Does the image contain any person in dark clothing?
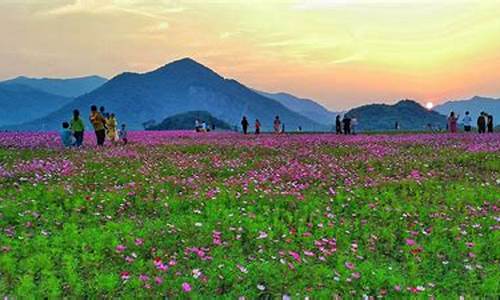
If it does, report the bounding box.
[487,114,494,133]
[241,116,249,134]
[342,115,351,135]
[477,112,486,133]
[395,121,400,131]
[335,115,342,134]
[255,119,261,135]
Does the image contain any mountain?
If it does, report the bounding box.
[345,99,447,132]
[256,91,337,125]
[146,111,232,131]
[0,84,72,127]
[433,96,500,125]
[1,75,107,98]
[9,58,325,131]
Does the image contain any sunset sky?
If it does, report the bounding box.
[1,0,500,110]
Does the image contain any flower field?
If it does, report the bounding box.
[0,131,499,298]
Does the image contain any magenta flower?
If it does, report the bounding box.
[116,244,126,253]
[182,282,192,292]
[154,276,163,285]
[134,238,144,246]
[406,239,416,246]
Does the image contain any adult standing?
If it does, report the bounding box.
[335,115,342,134]
[273,116,281,134]
[70,109,85,147]
[342,115,351,135]
[90,105,107,146]
[241,116,249,134]
[255,119,261,135]
[487,114,494,133]
[447,112,458,133]
[107,113,118,142]
[462,111,472,132]
[477,112,486,133]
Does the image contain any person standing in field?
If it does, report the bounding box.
[90,105,107,146]
[448,112,458,133]
[273,116,281,133]
[487,114,493,133]
[351,117,358,135]
[106,113,118,143]
[335,115,342,134]
[342,115,351,135]
[119,124,128,145]
[462,111,472,132]
[60,122,75,148]
[255,119,261,135]
[241,116,249,134]
[70,109,85,147]
[477,112,486,133]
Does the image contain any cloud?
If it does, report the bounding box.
[43,0,184,20]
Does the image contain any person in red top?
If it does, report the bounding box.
[255,119,261,135]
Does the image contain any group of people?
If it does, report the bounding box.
[447,111,494,133]
[240,116,285,134]
[60,105,128,148]
[194,119,215,132]
[335,115,358,135]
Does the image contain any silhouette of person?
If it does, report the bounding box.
[273,116,281,133]
[448,112,458,133]
[255,119,261,135]
[477,112,486,134]
[342,115,351,135]
[336,115,342,134]
[487,114,494,133]
[241,116,249,134]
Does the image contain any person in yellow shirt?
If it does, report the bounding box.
[89,105,107,146]
[106,113,118,143]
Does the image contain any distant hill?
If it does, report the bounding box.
[346,100,447,132]
[9,58,325,131]
[1,75,107,98]
[146,111,232,131]
[256,91,337,125]
[0,84,71,127]
[433,96,500,125]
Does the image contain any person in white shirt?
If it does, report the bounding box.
[462,111,472,132]
[201,121,207,132]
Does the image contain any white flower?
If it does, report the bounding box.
[257,284,266,291]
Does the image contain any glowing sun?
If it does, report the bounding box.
[425,102,434,110]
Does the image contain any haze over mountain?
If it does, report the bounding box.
[147,111,232,131]
[0,84,72,127]
[9,58,325,131]
[346,100,447,132]
[256,91,337,126]
[1,75,107,98]
[433,96,500,125]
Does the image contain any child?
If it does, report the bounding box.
[70,109,85,146]
[60,122,75,148]
[119,124,128,145]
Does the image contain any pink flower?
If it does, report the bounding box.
[289,251,302,263]
[154,276,163,285]
[465,242,475,248]
[120,271,130,281]
[352,272,361,280]
[182,282,192,292]
[116,244,126,253]
[139,274,149,282]
[406,239,416,246]
[345,261,355,270]
[134,238,144,246]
